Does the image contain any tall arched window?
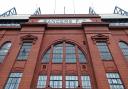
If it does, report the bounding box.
[119,41,128,58]
[42,42,87,63]
[0,42,12,62]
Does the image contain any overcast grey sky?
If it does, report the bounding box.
[0,0,128,14]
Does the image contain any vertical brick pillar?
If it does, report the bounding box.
[18,24,46,89]
[109,35,128,88]
[0,35,20,89]
[82,22,110,89]
[85,34,110,89]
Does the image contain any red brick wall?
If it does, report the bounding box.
[0,15,128,89]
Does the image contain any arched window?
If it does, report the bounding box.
[0,42,12,62]
[119,41,128,58]
[42,42,87,63]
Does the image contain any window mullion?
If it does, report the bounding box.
[50,45,53,63]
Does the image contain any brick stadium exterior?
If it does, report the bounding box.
[0,14,128,89]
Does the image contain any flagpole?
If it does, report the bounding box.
[64,6,65,14]
[73,0,76,14]
[54,0,56,14]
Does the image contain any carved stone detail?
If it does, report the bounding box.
[91,34,109,43]
[20,34,38,44]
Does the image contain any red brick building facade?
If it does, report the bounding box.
[0,14,128,89]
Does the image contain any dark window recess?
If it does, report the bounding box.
[43,65,46,69]
[83,41,86,45]
[102,19,128,23]
[0,20,28,24]
[82,65,86,69]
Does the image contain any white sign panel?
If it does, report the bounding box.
[38,18,92,24]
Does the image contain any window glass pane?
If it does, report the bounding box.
[66,47,75,53]
[2,43,11,49]
[96,42,112,60]
[53,44,63,53]
[53,53,63,63]
[78,49,86,63]
[53,43,63,63]
[0,51,8,55]
[122,49,128,56]
[106,73,124,89]
[37,75,47,88]
[66,44,75,53]
[100,53,112,59]
[119,42,128,59]
[42,42,87,64]
[17,42,32,60]
[65,43,76,63]
[81,75,92,89]
[119,42,128,48]
[97,42,107,46]
[50,76,62,88]
[66,76,78,88]
[97,46,109,52]
[66,53,76,63]
[42,49,50,63]
[0,42,11,62]
[5,73,22,89]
